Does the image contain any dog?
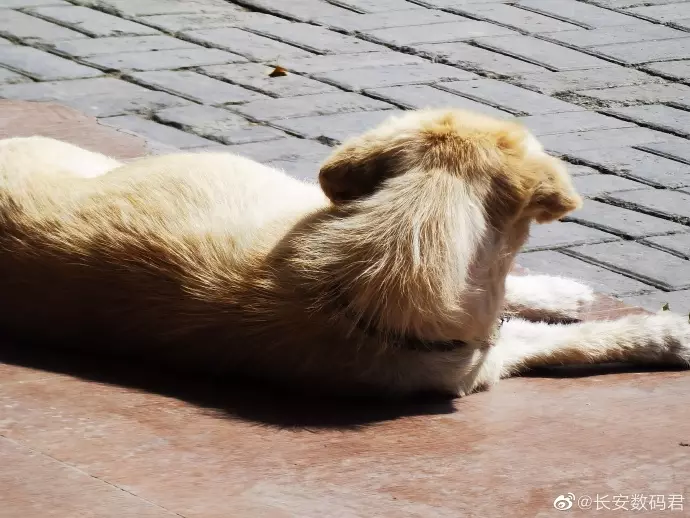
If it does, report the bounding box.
[0,109,687,397]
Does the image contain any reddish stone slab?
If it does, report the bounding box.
[0,437,178,517]
[0,99,150,160]
[0,350,687,518]
[0,362,58,386]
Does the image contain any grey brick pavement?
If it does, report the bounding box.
[1,0,690,310]
[27,5,161,37]
[155,104,287,144]
[82,47,246,71]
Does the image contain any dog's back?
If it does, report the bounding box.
[0,140,329,365]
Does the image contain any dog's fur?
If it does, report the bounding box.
[0,109,688,397]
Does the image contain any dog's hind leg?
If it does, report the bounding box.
[0,136,122,182]
[462,313,690,394]
[0,137,124,229]
[503,274,595,323]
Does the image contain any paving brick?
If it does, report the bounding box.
[543,23,688,49]
[519,111,635,136]
[128,70,266,106]
[637,135,690,166]
[0,9,87,42]
[313,63,475,92]
[670,19,690,31]
[605,105,690,140]
[271,110,403,144]
[539,128,666,155]
[511,67,661,95]
[328,0,424,12]
[233,92,393,121]
[623,289,690,314]
[0,78,104,102]
[516,250,651,296]
[201,63,338,97]
[231,0,354,23]
[566,241,690,290]
[283,51,425,75]
[476,35,615,72]
[84,47,247,72]
[643,233,690,260]
[50,34,197,57]
[0,45,101,80]
[138,12,289,33]
[417,0,511,5]
[626,3,690,22]
[523,221,618,252]
[573,83,690,107]
[99,115,216,149]
[564,198,685,238]
[571,175,648,198]
[0,77,191,116]
[0,66,29,84]
[593,0,685,6]
[591,38,690,65]
[365,84,514,118]
[568,164,599,176]
[455,3,582,33]
[643,60,690,82]
[438,78,583,116]
[315,9,462,32]
[183,28,313,62]
[246,22,382,55]
[364,21,516,47]
[569,147,690,189]
[604,189,690,225]
[516,0,641,27]
[154,105,286,145]
[225,137,333,166]
[415,42,548,76]
[0,0,69,6]
[72,0,236,17]
[29,5,159,37]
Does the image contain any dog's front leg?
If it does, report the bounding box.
[503,274,595,323]
[460,312,690,394]
[475,313,690,388]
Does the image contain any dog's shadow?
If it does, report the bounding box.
[0,339,458,429]
[1,339,682,430]
[524,362,686,378]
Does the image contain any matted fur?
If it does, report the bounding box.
[0,109,688,397]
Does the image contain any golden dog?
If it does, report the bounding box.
[0,109,687,396]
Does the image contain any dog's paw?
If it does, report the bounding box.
[505,275,595,321]
[540,275,595,308]
[622,313,690,366]
[652,313,690,366]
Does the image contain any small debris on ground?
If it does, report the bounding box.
[268,66,288,78]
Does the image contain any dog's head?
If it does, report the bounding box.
[319,109,581,226]
[317,109,582,342]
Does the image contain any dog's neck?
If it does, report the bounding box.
[326,281,472,352]
[294,173,496,350]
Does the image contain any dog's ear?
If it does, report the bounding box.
[524,156,582,223]
[318,136,406,204]
[317,110,499,204]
